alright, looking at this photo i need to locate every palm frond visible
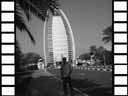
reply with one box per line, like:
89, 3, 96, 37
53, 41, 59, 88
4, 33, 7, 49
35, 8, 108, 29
17, 0, 59, 21
102, 25, 112, 35
102, 25, 112, 44
17, 0, 44, 20
102, 37, 111, 44
16, 7, 35, 43
16, 0, 59, 44
16, 0, 31, 20
102, 31, 112, 36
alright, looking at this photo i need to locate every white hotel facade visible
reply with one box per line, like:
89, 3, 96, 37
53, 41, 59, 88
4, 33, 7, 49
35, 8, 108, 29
43, 9, 75, 66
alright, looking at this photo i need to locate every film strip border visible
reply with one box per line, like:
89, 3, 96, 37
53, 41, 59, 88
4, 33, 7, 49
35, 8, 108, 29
0, 0, 128, 96
1, 1, 15, 96
114, 0, 128, 96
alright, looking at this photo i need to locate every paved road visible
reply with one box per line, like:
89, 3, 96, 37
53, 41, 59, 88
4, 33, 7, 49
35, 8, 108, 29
17, 69, 112, 96
17, 70, 88, 96
49, 69, 112, 96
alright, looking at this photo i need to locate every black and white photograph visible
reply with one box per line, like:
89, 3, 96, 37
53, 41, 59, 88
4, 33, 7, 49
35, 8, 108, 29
16, 0, 112, 96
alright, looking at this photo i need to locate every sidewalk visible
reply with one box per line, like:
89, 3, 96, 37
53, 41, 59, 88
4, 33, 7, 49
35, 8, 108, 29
26, 70, 88, 96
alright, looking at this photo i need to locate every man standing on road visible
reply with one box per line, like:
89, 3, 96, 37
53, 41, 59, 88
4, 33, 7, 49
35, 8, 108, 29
60, 57, 74, 96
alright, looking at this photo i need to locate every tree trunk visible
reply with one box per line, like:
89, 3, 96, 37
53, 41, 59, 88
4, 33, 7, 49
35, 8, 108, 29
103, 52, 106, 66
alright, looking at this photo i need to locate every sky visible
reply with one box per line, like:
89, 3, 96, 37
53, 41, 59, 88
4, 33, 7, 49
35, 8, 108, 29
16, 0, 112, 57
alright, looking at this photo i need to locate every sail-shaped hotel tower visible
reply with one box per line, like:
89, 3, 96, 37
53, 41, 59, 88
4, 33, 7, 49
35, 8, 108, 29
43, 9, 75, 66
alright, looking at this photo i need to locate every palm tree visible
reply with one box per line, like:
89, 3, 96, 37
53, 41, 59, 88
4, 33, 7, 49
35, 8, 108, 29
16, 40, 24, 71
21, 52, 43, 68
102, 25, 112, 44
102, 25, 112, 65
16, 0, 59, 43
97, 46, 106, 66
89, 45, 97, 65
79, 53, 90, 60
16, 1, 59, 91
89, 45, 97, 55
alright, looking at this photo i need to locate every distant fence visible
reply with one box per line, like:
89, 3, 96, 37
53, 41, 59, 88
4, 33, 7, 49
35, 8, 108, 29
53, 65, 112, 72
73, 65, 112, 72
23, 64, 112, 72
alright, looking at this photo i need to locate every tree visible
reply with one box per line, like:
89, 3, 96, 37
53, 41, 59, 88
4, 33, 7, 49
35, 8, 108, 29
103, 50, 112, 65
89, 45, 97, 55
97, 46, 112, 66
79, 53, 90, 60
21, 52, 43, 70
95, 46, 104, 65
102, 25, 112, 44
16, 40, 24, 71
16, 0, 59, 43
97, 46, 107, 66
16, 52, 43, 87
